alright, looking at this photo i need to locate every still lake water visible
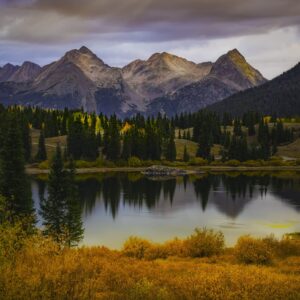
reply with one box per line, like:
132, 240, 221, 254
31, 172, 300, 248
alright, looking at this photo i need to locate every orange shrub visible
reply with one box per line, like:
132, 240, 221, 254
122, 236, 152, 259
235, 236, 273, 265
184, 228, 225, 258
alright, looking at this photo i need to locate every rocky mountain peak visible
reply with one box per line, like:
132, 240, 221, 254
79, 46, 94, 55
210, 48, 267, 89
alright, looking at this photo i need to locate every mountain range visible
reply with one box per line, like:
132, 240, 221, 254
0, 46, 267, 116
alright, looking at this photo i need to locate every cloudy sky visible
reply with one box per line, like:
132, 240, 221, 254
0, 0, 299, 79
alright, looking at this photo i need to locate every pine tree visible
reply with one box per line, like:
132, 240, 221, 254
165, 131, 177, 161
40, 146, 83, 247
35, 129, 47, 161
106, 116, 121, 160
65, 159, 84, 247
40, 144, 68, 244
0, 115, 33, 223
183, 145, 190, 162
21, 118, 32, 162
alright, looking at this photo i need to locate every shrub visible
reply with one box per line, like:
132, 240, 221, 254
189, 158, 208, 166
234, 236, 273, 265
225, 160, 241, 167
38, 160, 50, 169
184, 228, 224, 257
162, 238, 186, 257
128, 156, 142, 167
122, 236, 152, 259
277, 238, 300, 258
209, 160, 223, 166
144, 244, 168, 260
241, 160, 262, 167
267, 157, 286, 166
94, 159, 116, 168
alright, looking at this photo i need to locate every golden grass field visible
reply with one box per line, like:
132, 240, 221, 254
0, 224, 300, 300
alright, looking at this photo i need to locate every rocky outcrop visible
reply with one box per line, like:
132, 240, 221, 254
142, 165, 192, 176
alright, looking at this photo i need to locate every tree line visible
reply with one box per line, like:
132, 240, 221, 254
0, 105, 297, 165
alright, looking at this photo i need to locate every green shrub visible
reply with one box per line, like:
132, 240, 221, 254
241, 160, 262, 167
38, 160, 50, 169
189, 158, 208, 166
234, 236, 273, 265
94, 159, 116, 168
128, 157, 142, 167
225, 160, 241, 167
209, 160, 223, 166
184, 228, 224, 257
267, 157, 286, 166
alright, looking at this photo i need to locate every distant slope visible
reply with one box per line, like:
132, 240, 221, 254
207, 62, 300, 117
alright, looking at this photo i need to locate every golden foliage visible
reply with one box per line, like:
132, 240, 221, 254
0, 226, 300, 299
234, 236, 274, 265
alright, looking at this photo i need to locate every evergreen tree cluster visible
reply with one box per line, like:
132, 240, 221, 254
0, 105, 297, 165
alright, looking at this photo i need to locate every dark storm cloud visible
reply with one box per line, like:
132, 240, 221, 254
0, 0, 299, 79
1, 0, 300, 43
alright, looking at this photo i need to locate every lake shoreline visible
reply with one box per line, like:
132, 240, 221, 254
26, 165, 300, 175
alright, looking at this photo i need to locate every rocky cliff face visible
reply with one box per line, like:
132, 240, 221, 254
0, 47, 267, 117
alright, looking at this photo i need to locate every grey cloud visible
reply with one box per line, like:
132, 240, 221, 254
0, 0, 299, 79
0, 0, 300, 44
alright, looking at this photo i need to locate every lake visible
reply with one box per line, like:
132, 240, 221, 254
31, 171, 300, 248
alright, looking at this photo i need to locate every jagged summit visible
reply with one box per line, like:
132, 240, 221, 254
79, 46, 94, 55
210, 48, 267, 89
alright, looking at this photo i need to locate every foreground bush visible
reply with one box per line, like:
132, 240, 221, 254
122, 236, 152, 259
234, 236, 273, 265
0, 241, 300, 300
184, 228, 225, 257
1, 225, 300, 299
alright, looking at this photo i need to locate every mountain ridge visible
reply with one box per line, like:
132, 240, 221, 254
0, 46, 267, 116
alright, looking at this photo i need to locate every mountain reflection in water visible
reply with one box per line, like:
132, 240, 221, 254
32, 172, 300, 248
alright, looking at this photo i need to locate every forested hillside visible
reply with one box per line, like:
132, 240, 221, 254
208, 63, 300, 117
